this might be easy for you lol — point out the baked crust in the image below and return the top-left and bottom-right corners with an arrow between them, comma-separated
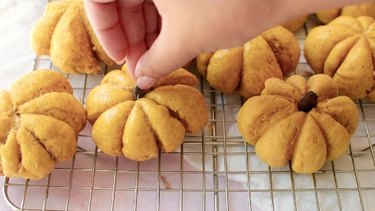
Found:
237,74 -> 358,173
196,26 -> 299,98
31,0 -> 114,74
0,70 -> 86,179
87,67 -> 207,161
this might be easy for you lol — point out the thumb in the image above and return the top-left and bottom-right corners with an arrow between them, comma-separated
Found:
134,30 -> 196,89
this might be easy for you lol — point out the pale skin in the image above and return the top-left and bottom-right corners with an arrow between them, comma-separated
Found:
84,0 -> 368,89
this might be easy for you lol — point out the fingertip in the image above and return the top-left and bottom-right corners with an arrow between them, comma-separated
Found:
115,57 -> 126,65
136,75 -> 157,89
134,51 -> 165,79
84,0 -> 128,64
134,31 -> 196,80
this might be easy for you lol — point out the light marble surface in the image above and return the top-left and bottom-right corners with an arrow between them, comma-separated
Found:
0,0 -> 46,89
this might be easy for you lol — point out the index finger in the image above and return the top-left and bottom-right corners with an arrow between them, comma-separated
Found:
84,0 -> 128,63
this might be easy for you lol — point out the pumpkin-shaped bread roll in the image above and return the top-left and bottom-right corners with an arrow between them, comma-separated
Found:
316,2 -> 375,24
196,26 -> 300,98
86,66 -> 208,161
0,70 -> 86,179
305,16 -> 375,101
237,74 -> 358,174
31,0 -> 114,74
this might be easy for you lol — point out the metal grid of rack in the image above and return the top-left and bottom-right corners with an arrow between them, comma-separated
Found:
2,8 -> 375,211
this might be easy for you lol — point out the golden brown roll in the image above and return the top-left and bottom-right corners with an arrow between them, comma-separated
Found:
281,2 -> 375,32
86,65 -> 208,161
0,70 -> 86,179
304,16 -> 375,101
316,2 -> 375,24
196,26 -> 300,98
237,74 -> 358,174
31,0 -> 114,74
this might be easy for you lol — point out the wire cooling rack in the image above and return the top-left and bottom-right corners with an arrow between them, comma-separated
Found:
2,13 -> 375,211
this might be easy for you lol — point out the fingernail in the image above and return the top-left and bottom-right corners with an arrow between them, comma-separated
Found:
115,57 -> 126,65
134,64 -> 142,78
136,75 -> 157,89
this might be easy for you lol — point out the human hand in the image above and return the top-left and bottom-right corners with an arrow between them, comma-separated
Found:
84,0 -> 159,85
84,0 -> 289,88
85,0 -> 364,89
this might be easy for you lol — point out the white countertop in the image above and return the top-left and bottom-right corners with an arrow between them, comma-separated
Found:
0,0 -> 46,90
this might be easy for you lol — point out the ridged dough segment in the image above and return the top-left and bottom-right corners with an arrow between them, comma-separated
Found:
239,36 -> 282,98
291,114 -> 327,174
342,4 -> 375,21
0,91 -> 12,141
138,98 -> 185,152
0,131 -> 36,179
50,1 -> 100,74
16,127 -> 56,179
256,112 -> 305,167
102,69 -> 136,90
18,92 -> 86,135
364,20 -> 375,49
329,16 -> 363,31
196,52 -> 214,77
323,35 -> 360,77
31,0 -> 71,55
261,77 -> 302,102
261,26 -> 300,75
315,9 -> 340,24
145,85 -> 208,133
316,96 -> 359,134
10,70 -> 73,107
317,7 -> 375,26
333,37 -> 374,99
206,48 -> 243,93
86,84 -> 134,124
0,114 -> 11,144
342,2 -> 375,17
20,114 -> 77,162
92,101 -> 135,156
155,68 -> 199,88
122,103 -> 158,161
0,91 -> 12,113
304,24 -> 357,73
237,95 -> 297,145
310,110 -> 350,160
356,16 -> 374,32
307,74 -> 339,102
285,75 -> 308,95
0,131 -> 18,176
